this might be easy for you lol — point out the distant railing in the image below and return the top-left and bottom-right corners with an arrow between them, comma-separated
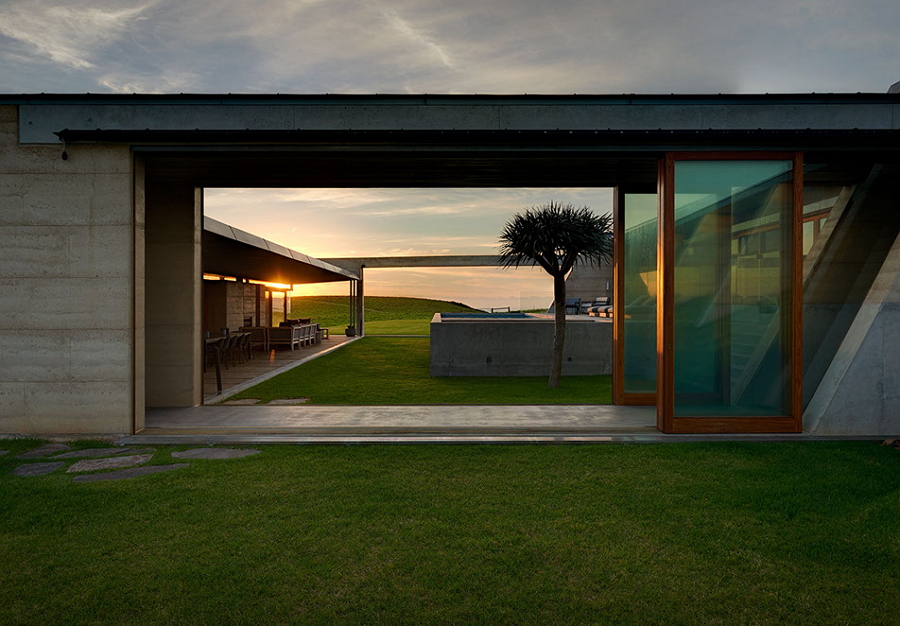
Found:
490,306 -> 511,313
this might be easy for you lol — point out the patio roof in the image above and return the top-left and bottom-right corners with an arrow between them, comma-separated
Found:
202,216 -> 358,285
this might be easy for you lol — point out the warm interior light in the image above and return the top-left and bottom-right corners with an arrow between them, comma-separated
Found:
247,279 -> 292,290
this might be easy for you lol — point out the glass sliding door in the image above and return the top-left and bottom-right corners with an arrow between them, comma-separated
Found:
658,153 -> 802,433
613,188 -> 657,405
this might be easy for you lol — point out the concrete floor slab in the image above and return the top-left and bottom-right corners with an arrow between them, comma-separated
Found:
143,404 -> 657,433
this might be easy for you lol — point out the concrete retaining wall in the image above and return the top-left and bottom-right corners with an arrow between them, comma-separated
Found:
430,314 -> 611,377
0,104 -> 135,435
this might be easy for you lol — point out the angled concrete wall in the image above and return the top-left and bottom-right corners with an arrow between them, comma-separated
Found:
0,105 -> 135,435
805,221 -> 900,436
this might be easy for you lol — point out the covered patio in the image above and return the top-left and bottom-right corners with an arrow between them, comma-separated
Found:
203,334 -> 356,401
199,216 -> 359,402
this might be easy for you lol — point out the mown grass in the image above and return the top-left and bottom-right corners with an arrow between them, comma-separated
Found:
230,337 -> 610,404
290,295 -> 479,335
363,318 -> 432,335
1,440 -> 898,625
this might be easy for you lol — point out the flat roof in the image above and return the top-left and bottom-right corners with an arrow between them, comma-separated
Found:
10,92 -> 900,145
203,217 -> 358,285
3,92 -> 900,104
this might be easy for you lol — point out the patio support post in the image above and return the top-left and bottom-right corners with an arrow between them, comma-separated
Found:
357,266 -> 365,337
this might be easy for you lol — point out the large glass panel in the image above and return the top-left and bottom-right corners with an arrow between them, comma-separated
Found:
802,162 -> 900,407
622,193 -> 657,394
673,160 -> 793,417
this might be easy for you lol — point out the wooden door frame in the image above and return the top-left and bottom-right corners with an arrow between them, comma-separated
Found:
613,185 -> 657,406
657,152 -> 803,434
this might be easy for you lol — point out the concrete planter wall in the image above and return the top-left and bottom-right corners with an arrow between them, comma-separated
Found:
430,313 -> 612,377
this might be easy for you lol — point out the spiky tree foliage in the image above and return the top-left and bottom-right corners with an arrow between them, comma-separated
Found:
498,201 -> 613,388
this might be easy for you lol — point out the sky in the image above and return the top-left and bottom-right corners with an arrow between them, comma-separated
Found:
205,187 -> 613,311
1,0 -> 897,308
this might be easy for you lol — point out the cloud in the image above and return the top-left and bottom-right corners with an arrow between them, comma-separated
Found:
0,1 -> 152,69
97,69 -> 199,93
1,0 -> 897,94
371,2 -> 456,70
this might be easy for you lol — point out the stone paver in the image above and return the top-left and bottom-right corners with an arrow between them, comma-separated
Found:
73,464 -> 189,483
66,454 -> 153,473
17,443 -> 71,459
172,448 -> 260,460
221,399 -> 260,405
267,398 -> 310,405
52,447 -> 149,459
13,462 -> 64,477
0,450 -> 7,457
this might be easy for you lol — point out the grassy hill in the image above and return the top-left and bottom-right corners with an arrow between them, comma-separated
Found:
290,295 -> 480,335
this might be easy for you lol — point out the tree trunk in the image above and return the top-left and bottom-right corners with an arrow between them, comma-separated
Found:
549,272 -> 567,388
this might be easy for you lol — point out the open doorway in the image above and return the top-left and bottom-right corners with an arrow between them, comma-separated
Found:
200,187 -> 618,406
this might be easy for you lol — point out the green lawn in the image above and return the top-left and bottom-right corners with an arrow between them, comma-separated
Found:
229,337 -> 611,404
1,440 -> 898,625
291,295 -> 479,335
363,318 -> 432,335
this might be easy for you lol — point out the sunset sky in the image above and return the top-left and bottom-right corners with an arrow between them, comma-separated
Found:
2,0 -> 896,308
204,187 -> 613,310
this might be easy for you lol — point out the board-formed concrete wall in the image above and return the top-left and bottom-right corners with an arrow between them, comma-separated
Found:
0,105 -> 135,435
430,315 -> 612,377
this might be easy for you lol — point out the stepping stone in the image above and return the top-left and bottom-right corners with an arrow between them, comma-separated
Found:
0,450 -> 7,457
13,462 -> 64,477
172,448 -> 261,460
267,398 -> 310,405
66,454 -> 153,473
221,399 -> 260,405
51,447 -> 150,459
73,464 -> 189,483
17,443 -> 71,459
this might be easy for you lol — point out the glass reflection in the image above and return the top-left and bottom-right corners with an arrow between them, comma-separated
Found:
673,160 -> 792,417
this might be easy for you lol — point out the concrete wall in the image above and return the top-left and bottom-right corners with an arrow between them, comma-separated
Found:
144,182 -> 202,408
805,225 -> 900,436
204,280 -> 263,332
0,105 -> 135,435
565,262 -> 613,305
430,315 -> 612,377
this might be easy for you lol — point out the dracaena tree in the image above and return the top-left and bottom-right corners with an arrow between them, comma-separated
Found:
498,201 -> 613,388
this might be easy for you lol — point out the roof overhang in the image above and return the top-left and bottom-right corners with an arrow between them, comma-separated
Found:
202,217 -> 358,284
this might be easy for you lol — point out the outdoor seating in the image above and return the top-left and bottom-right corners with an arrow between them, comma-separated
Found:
582,296 -> 610,314
268,326 -> 300,350
220,333 -> 238,367
240,326 -> 270,352
564,297 -> 582,315
586,296 -> 613,317
237,331 -> 252,361
203,336 -> 224,394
